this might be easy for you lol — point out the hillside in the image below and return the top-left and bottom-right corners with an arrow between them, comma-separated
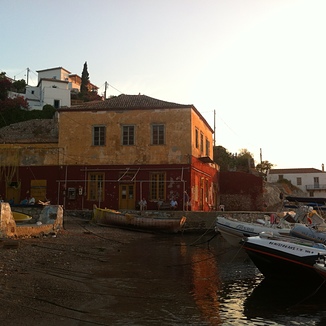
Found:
264,180 -> 306,211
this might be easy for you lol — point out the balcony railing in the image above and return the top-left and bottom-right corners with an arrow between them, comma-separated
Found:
306,184 -> 326,190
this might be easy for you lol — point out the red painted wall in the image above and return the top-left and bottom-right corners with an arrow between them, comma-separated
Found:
219,171 -> 263,211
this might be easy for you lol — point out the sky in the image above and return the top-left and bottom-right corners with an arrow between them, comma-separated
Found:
2,0 -> 326,170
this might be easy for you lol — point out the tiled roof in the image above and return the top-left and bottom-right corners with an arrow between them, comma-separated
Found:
269,168 -> 324,174
0,119 -> 58,143
59,94 -> 193,111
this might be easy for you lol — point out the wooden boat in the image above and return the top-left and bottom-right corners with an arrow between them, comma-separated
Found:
242,232 -> 326,285
215,215 -> 294,246
12,211 -> 32,222
92,206 -> 186,233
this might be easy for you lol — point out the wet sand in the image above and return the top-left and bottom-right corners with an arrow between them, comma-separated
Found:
0,215 -> 154,326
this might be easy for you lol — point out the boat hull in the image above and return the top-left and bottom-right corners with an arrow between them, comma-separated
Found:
12,211 -> 32,222
215,216 -> 291,246
93,207 -> 186,233
290,224 -> 326,243
314,262 -> 326,280
243,234 -> 326,284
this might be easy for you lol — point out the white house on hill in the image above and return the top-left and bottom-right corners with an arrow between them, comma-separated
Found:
267,166 -> 326,197
26,67 -> 71,110
25,67 -> 99,110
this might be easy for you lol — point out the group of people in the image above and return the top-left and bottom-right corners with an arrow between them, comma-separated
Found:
20,196 -> 35,205
139,191 -> 191,211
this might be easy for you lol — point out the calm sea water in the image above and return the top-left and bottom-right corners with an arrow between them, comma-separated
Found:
93,231 -> 326,325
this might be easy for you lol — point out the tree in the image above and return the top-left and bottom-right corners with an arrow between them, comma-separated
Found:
235,148 -> 255,173
12,79 -> 26,93
80,62 -> 89,95
0,72 -> 29,112
255,160 -> 274,180
213,146 -> 234,171
0,72 -> 12,101
213,146 -> 258,173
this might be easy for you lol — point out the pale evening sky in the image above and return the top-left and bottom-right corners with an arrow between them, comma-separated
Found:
2,0 -> 326,170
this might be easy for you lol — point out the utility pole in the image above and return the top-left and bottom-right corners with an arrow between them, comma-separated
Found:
26,67 -> 30,85
214,109 -> 216,146
104,81 -> 108,100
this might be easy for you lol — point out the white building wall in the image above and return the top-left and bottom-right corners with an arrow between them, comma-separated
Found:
267,171 -> 326,197
40,80 -> 70,108
37,68 -> 70,83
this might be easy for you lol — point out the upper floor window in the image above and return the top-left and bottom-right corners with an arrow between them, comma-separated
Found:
92,125 -> 106,146
122,125 -> 135,145
151,124 -> 165,145
195,128 -> 199,149
200,132 -> 204,153
205,138 -> 210,156
278,175 -> 284,181
296,177 -> 302,186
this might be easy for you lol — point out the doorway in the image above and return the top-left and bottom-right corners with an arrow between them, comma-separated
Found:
119,183 -> 135,209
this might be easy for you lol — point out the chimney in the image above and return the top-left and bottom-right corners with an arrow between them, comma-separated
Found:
322,163 -> 324,172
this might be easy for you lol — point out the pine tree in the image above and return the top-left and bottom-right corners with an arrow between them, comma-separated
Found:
80,62 -> 89,94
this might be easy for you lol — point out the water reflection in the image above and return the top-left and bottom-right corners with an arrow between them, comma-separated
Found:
244,278 -> 326,325
93,231 -> 326,325
189,245 -> 221,325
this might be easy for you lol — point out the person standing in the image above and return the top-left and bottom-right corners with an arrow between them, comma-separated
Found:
139,198 -> 147,211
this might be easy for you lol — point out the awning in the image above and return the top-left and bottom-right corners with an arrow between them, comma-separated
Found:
198,156 -> 215,164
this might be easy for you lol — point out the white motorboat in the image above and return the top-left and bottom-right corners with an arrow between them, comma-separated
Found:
242,232 -> 326,285
215,214 -> 294,246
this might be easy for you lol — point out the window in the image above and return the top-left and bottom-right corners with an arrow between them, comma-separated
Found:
88,173 -> 104,201
150,172 -> 165,200
200,132 -> 204,153
205,138 -> 210,156
122,125 -> 135,145
296,177 -> 302,186
54,99 -> 60,109
195,128 -> 199,149
151,124 -> 165,145
92,126 -> 106,146
278,175 -> 284,181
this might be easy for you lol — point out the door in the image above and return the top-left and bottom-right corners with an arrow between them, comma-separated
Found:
119,184 -> 135,209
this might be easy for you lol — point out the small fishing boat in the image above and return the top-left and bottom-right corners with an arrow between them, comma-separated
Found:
242,232 -> 326,285
12,211 -> 32,223
92,206 -> 186,233
215,214 -> 294,246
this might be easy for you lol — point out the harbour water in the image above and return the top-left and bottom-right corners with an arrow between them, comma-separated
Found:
95,231 -> 326,325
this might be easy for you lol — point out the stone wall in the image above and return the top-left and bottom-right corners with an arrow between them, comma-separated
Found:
0,203 -> 63,239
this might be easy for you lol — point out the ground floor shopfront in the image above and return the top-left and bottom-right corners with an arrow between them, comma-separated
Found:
2,159 -> 219,211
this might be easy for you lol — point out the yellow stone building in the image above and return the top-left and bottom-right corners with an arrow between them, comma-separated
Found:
0,94 -> 219,211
